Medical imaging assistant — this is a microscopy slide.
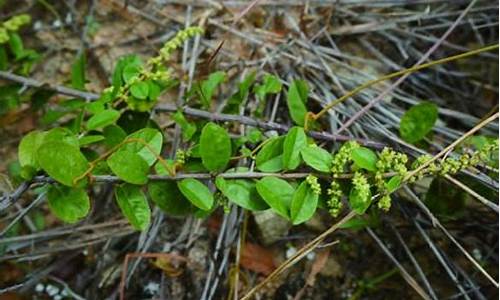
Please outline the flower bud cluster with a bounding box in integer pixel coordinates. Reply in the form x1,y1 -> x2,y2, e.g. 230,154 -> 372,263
331,141 -> 359,174
326,180 -> 343,217
409,139 -> 498,182
377,194 -> 392,211
0,14 -> 31,43
117,27 -> 203,110
305,174 -> 321,195
352,172 -> 370,203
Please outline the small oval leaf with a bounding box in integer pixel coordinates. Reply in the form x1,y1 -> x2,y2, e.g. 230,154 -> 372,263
200,122 -> 232,172
290,181 -> 318,225
37,141 -> 89,187
255,136 -> 284,172
115,184 -> 151,230
300,146 -> 332,172
286,80 -> 308,126
255,176 -> 294,219
121,128 -> 163,166
177,178 -> 214,211
351,147 -> 378,172
130,81 -> 150,100
283,127 -> 307,170
148,181 -> 193,216
107,150 -> 149,185
48,185 -> 90,223
400,102 -> 438,143
216,177 -> 268,211
18,130 -> 46,169
86,109 -> 121,130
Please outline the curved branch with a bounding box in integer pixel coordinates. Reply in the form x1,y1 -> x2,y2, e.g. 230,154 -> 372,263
0,71 -> 385,149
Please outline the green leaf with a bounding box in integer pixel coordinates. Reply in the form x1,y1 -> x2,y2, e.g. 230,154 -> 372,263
130,81 -> 149,100
254,73 -> 282,101
107,150 -> 149,185
224,71 -> 256,114
86,109 -> 121,130
122,63 -> 141,84
37,141 -> 89,187
103,125 -> 126,148
255,176 -> 294,219
283,126 -> 307,170
247,128 -> 262,144
147,80 -> 162,100
79,134 -> 105,146
115,184 -> 151,230
43,127 -> 79,149
349,186 -> 372,215
301,146 -> 332,172
177,178 -> 214,211
286,80 -> 308,126
120,128 -> 163,166
8,33 -> 24,59
216,177 -> 268,211
351,147 -> 378,172
399,102 -> 438,143
0,45 -> 7,70
113,54 -> 141,89
154,159 -> 175,176
255,136 -> 284,172
148,181 -> 193,216
71,53 -> 86,90
47,185 -> 90,223
198,71 -> 226,108
385,176 -> 402,193
40,109 -> 68,125
200,122 -> 232,172
290,181 -> 319,225
172,111 -> 196,141
18,130 -> 46,169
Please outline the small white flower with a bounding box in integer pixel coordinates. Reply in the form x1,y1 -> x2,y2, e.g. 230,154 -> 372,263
286,247 -> 297,259
65,13 -> 72,24
46,284 -> 59,296
52,19 -> 62,28
144,281 -> 160,295
35,283 -> 44,292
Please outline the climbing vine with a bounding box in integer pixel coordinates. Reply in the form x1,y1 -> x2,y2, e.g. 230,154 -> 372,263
8,26 -> 500,230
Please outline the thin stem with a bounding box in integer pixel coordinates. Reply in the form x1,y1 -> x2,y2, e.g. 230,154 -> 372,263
307,44 -> 499,125
240,210 -> 357,300
36,171 -> 400,184
403,112 -> 499,182
0,71 -> 386,149
72,137 -> 176,185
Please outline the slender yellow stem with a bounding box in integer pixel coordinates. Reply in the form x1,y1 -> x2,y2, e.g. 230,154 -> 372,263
306,44 -> 499,126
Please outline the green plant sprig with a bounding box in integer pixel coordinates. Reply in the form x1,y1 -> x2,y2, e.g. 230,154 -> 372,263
0,14 -> 31,43
10,27 -> 499,231
110,26 -> 203,111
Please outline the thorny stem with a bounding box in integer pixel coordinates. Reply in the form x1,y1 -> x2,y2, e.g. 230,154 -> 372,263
304,44 -> 499,130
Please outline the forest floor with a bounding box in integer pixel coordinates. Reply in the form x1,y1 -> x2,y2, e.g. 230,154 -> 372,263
0,1 -> 498,300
